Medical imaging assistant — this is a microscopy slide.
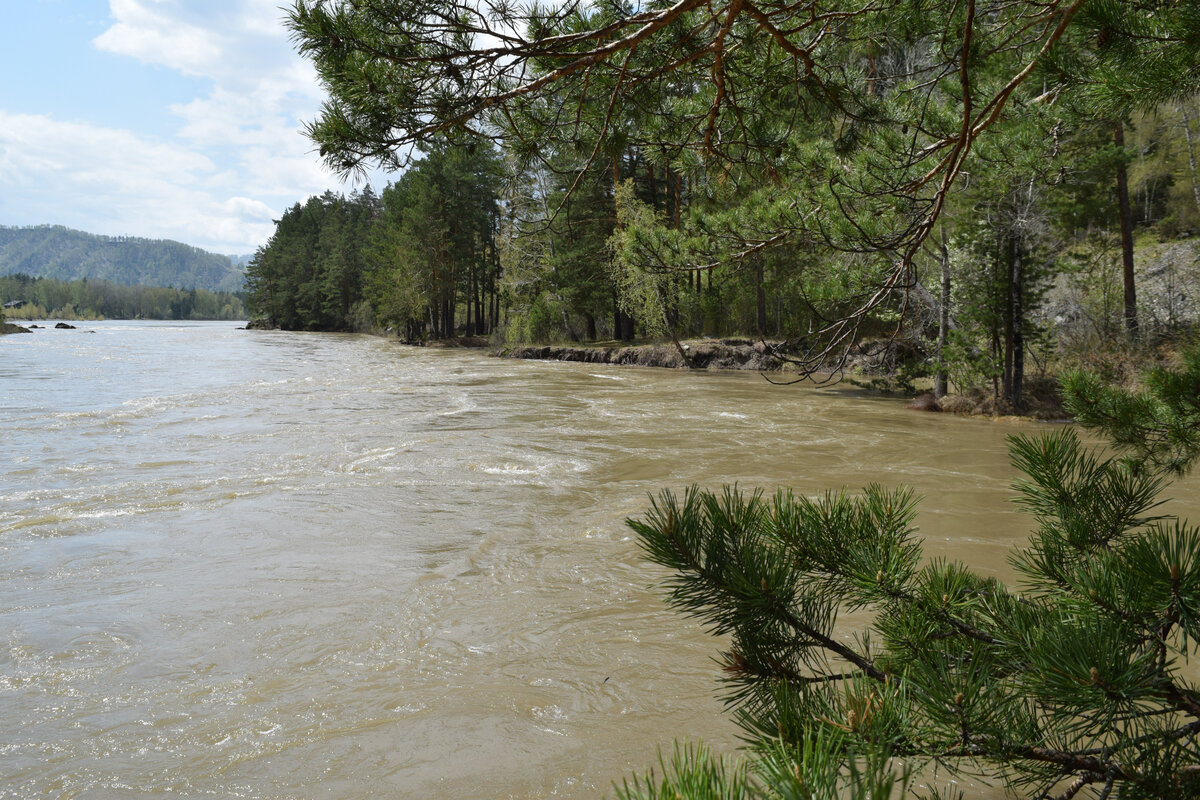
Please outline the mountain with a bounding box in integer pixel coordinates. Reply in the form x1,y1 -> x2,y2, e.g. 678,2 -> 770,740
0,225 -> 246,292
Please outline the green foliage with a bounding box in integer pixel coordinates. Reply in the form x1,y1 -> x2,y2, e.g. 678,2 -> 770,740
0,273 -> 245,321
373,141 -> 502,339
615,743 -> 753,800
286,0 -> 1200,376
1060,343 -> 1200,476
246,188 -> 381,331
1050,1 -> 1200,116
247,145 -> 501,338
498,151 -> 623,343
616,734 -> 911,800
611,181 -> 675,337
626,353 -> 1200,798
0,225 -> 245,293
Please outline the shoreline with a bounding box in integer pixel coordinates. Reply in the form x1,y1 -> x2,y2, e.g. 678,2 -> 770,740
497,337 -> 785,372
494,336 -> 1072,420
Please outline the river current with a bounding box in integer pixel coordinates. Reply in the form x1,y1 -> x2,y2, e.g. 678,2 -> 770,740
3,321 -> 1197,798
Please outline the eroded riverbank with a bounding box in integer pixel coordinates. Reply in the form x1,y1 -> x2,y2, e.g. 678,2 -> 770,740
500,337 -> 784,371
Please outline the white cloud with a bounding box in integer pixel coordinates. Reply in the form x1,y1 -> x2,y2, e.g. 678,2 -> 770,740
0,111 -> 280,252
94,0 -> 363,223
94,0 -> 228,78
223,196 -> 276,220
0,1 -> 387,254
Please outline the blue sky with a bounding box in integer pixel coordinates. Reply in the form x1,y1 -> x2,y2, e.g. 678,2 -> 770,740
0,0 -> 380,255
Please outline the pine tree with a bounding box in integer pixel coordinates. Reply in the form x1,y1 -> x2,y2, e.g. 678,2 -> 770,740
1060,345 -> 1200,478
623,343 -> 1200,799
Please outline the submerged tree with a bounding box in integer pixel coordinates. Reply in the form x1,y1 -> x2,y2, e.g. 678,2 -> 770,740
622,344 -> 1200,799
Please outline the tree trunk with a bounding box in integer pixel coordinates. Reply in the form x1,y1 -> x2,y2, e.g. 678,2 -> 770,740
562,308 -> 579,342
1002,255 -> 1013,406
934,234 -> 951,399
490,212 -> 500,334
1114,120 -> 1138,339
613,297 -> 635,342
1009,236 -> 1024,411
466,257 -> 476,336
1000,231 -> 1025,412
755,256 -> 767,336
1180,104 -> 1200,217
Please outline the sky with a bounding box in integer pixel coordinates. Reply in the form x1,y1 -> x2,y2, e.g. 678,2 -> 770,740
0,0 -> 383,256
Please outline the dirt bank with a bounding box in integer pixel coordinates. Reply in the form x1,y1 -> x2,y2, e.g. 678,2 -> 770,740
499,338 -> 785,371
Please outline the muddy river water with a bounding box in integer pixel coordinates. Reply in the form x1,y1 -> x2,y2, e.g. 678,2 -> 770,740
3,321 -> 1197,798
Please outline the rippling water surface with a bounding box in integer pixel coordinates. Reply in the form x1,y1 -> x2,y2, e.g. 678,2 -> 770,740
3,321 -> 1197,798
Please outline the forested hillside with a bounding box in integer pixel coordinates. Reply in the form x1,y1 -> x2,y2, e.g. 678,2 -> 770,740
0,225 -> 246,293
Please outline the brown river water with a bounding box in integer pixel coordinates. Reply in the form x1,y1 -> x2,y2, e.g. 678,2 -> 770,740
2,321 -> 1198,799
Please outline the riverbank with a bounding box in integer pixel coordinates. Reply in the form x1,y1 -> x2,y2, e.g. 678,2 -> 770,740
499,338 -> 784,371
496,335 -> 1082,419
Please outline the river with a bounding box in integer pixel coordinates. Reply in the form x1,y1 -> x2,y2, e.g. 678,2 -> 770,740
3,321 -> 1197,798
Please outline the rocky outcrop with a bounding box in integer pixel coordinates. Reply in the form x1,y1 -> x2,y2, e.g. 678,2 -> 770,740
1039,236 -> 1200,338
500,338 -> 785,371
54,322 -> 77,329
1137,239 -> 1200,329
1,322 -> 31,335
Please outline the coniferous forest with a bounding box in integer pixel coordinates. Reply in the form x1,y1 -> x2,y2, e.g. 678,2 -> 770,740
251,3 -> 1200,797
246,1 -> 1200,415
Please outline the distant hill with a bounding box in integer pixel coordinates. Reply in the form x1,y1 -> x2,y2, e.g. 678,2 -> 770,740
0,225 -> 246,292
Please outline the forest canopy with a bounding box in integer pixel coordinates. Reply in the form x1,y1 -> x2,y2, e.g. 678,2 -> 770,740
285,0 -> 1199,371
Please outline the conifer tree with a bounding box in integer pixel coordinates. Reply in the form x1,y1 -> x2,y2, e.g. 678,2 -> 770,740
623,344 -> 1200,799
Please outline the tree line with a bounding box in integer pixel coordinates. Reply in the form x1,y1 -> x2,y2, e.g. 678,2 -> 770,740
246,142 -> 504,341
248,94 -> 1200,411
0,273 -> 246,321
